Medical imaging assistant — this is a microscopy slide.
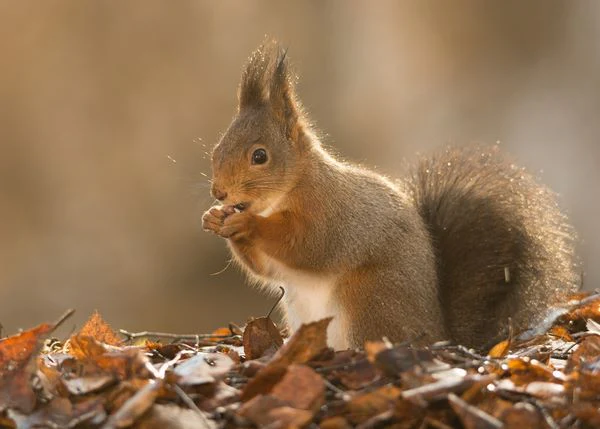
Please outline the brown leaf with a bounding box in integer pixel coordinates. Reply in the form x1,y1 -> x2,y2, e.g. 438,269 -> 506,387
393,399 -> 425,428
572,402 -> 600,427
63,374 -> 117,395
448,393 -> 503,429
267,407 -> 313,429
240,364 -> 288,402
95,348 -> 152,380
271,364 -> 325,411
103,379 -> 163,429
0,322 -> 54,413
566,335 -> 600,373
207,326 -> 233,343
504,358 -> 558,385
69,334 -> 108,360
500,402 -> 543,429
67,335 -> 151,383
319,416 -> 352,429
372,345 -> 435,376
272,317 -> 331,366
562,294 -> 600,324
7,396 -> 106,429
346,385 -> 401,424
488,339 -> 510,358
241,318 -> 331,402
243,317 -> 283,360
336,359 -> 379,390
548,325 -> 573,342
238,395 -> 312,429
37,356 -> 68,398
78,311 -> 122,346
237,394 -> 289,425
134,404 -> 216,429
364,341 -> 388,363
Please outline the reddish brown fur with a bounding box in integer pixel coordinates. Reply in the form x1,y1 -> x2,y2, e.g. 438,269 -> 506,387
202,41 -> 579,349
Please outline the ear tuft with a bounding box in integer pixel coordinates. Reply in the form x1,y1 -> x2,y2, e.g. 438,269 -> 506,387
238,39 -> 302,139
238,41 -> 274,109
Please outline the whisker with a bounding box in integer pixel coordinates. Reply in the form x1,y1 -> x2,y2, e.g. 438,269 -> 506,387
210,258 -> 234,276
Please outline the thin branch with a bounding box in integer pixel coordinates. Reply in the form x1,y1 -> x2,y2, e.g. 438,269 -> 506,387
173,384 -> 213,429
52,309 -> 75,333
267,286 -> 285,319
119,329 -> 237,341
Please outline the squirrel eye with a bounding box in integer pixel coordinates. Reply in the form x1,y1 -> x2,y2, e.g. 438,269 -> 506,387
251,148 -> 268,165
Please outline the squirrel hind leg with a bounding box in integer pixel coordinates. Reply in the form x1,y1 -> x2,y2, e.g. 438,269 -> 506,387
335,266 -> 446,348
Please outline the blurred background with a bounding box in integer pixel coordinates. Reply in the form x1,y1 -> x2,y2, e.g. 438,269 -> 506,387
0,0 -> 598,335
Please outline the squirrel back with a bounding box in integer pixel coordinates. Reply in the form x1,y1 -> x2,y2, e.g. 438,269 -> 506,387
406,147 -> 579,347
203,41 -> 580,350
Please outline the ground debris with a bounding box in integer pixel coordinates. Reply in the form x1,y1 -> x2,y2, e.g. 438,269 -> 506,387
1,293 -> 600,428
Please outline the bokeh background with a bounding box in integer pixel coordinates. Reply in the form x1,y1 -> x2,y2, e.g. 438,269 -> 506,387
1,0 -> 598,335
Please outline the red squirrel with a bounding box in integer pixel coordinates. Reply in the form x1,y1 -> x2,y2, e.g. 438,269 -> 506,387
202,41 -> 579,350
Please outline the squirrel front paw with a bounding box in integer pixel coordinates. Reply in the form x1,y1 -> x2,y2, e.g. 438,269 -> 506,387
219,210 -> 256,240
202,205 -> 255,240
202,205 -> 234,234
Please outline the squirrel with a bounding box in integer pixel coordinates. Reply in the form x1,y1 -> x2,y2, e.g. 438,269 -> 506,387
202,41 -> 580,350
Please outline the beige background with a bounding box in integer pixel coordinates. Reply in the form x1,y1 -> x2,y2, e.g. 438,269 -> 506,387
0,1 -> 598,336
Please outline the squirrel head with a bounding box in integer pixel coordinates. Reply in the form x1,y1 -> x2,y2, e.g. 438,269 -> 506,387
210,40 -> 312,215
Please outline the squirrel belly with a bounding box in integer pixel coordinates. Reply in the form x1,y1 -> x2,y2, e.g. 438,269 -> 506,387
202,41 -> 580,350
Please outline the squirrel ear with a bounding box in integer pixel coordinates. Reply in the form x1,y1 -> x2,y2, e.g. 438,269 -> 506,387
268,49 -> 301,139
239,40 -> 302,140
238,43 -> 271,109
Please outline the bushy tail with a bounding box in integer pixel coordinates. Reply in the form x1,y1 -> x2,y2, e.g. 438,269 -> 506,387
405,146 -> 579,347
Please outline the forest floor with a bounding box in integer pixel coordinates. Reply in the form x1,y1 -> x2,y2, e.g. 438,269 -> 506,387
1,291 -> 600,429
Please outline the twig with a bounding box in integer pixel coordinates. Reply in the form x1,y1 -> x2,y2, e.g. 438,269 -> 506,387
119,329 -> 237,341
431,344 -> 487,361
315,358 -> 369,374
356,409 -> 394,429
527,398 -> 560,429
173,384 -> 212,429
323,379 -> 351,401
267,286 -> 285,319
52,309 -> 75,333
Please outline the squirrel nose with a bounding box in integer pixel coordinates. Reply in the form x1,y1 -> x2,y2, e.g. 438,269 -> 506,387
212,186 -> 228,201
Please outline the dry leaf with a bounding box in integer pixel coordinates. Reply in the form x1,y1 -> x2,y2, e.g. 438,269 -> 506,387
488,339 -> 510,358
79,311 -> 122,346
346,385 -> 401,424
103,379 -> 163,429
241,318 -> 331,402
500,402 -> 543,429
270,364 -> 324,411
319,416 -> 352,429
69,334 -> 108,360
237,394 -> 289,426
566,335 -> 600,373
448,393 -> 503,429
135,404 -> 216,429
243,317 -> 283,360
0,322 -> 54,413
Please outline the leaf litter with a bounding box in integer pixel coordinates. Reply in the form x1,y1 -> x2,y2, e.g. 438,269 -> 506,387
1,292 -> 600,428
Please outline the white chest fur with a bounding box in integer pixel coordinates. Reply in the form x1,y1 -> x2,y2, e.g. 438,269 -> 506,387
260,255 -> 348,350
